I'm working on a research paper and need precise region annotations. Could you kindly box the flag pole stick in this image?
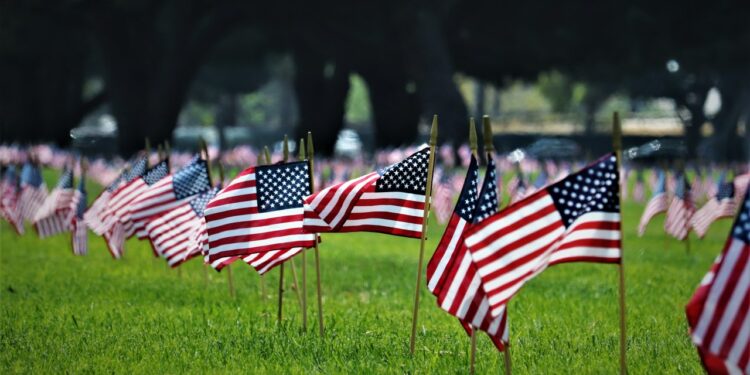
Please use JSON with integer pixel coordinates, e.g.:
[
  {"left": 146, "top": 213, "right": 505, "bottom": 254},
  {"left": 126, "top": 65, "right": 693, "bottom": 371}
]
[
  {"left": 409, "top": 115, "right": 438, "bottom": 354},
  {"left": 307, "top": 132, "right": 325, "bottom": 336},
  {"left": 484, "top": 115, "right": 513, "bottom": 375},
  {"left": 612, "top": 112, "right": 627, "bottom": 374},
  {"left": 299, "top": 138, "right": 308, "bottom": 331},
  {"left": 469, "top": 118, "right": 479, "bottom": 374}
]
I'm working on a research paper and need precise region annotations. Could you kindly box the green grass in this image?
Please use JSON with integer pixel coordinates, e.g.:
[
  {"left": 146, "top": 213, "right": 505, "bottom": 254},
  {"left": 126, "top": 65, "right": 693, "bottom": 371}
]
[{"left": 0, "top": 170, "right": 733, "bottom": 374}]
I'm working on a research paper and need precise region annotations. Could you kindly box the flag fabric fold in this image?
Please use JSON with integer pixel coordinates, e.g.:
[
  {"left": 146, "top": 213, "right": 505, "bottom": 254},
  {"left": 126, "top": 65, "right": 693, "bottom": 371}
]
[
  {"left": 665, "top": 173, "right": 695, "bottom": 241},
  {"left": 465, "top": 153, "right": 621, "bottom": 318},
  {"left": 33, "top": 169, "right": 75, "bottom": 238},
  {"left": 303, "top": 147, "right": 430, "bottom": 238},
  {"left": 18, "top": 162, "right": 48, "bottom": 222},
  {"left": 638, "top": 170, "right": 668, "bottom": 236},
  {"left": 692, "top": 179, "right": 737, "bottom": 239},
  {"left": 205, "top": 160, "right": 316, "bottom": 262},
  {"left": 1, "top": 166, "right": 24, "bottom": 234},
  {"left": 686, "top": 184, "right": 750, "bottom": 374},
  {"left": 69, "top": 171, "right": 88, "bottom": 255}
]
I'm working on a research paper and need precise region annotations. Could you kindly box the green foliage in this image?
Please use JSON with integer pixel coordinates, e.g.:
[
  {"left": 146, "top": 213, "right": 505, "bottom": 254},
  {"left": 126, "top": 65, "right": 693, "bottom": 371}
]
[
  {"left": 537, "top": 71, "right": 575, "bottom": 113},
  {"left": 0, "top": 170, "right": 723, "bottom": 373},
  {"left": 344, "top": 74, "right": 373, "bottom": 125}
]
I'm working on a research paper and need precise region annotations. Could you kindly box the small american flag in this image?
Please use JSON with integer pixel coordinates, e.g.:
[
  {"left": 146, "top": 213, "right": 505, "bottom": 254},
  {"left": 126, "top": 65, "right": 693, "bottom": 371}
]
[
  {"left": 686, "top": 184, "right": 749, "bottom": 374},
  {"left": 427, "top": 155, "right": 508, "bottom": 351},
  {"left": 18, "top": 162, "right": 48, "bottom": 222},
  {"left": 205, "top": 160, "right": 317, "bottom": 262},
  {"left": 432, "top": 169, "right": 455, "bottom": 225},
  {"left": 91, "top": 157, "right": 149, "bottom": 235},
  {"left": 127, "top": 157, "right": 210, "bottom": 239},
  {"left": 145, "top": 186, "right": 219, "bottom": 267},
  {"left": 33, "top": 169, "right": 75, "bottom": 238},
  {"left": 665, "top": 173, "right": 694, "bottom": 241},
  {"left": 83, "top": 170, "right": 125, "bottom": 234},
  {"left": 69, "top": 172, "right": 88, "bottom": 256},
  {"left": 303, "top": 147, "right": 430, "bottom": 238},
  {"left": 632, "top": 169, "right": 645, "bottom": 203},
  {"left": 465, "top": 153, "right": 621, "bottom": 318},
  {"left": 638, "top": 170, "right": 668, "bottom": 236},
  {"left": 1, "top": 165, "right": 24, "bottom": 234},
  {"left": 691, "top": 180, "right": 736, "bottom": 239}
]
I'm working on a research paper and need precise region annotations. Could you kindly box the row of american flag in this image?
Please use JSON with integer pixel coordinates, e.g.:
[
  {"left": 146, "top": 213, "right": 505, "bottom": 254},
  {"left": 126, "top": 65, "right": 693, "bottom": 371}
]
[{"left": 1, "top": 142, "right": 748, "bottom": 374}]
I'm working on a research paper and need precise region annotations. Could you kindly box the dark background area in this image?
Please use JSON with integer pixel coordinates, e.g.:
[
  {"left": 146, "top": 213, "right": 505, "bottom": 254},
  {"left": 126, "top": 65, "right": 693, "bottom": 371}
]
[{"left": 1, "top": 0, "right": 748, "bottom": 160}]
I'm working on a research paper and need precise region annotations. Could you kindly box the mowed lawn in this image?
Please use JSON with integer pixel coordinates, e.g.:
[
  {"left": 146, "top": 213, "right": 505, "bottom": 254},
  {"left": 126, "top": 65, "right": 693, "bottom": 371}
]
[{"left": 0, "top": 169, "right": 732, "bottom": 374}]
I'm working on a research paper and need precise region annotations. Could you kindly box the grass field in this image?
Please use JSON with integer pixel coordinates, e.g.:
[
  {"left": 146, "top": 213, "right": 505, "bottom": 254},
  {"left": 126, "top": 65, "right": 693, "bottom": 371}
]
[{"left": 0, "top": 170, "right": 732, "bottom": 373}]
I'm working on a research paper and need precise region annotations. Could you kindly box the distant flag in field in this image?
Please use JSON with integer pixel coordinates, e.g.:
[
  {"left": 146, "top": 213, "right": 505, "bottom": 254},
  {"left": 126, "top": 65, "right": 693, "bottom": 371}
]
[
  {"left": 89, "top": 157, "right": 148, "bottom": 235},
  {"left": 426, "top": 155, "right": 508, "bottom": 351},
  {"left": 735, "top": 172, "right": 750, "bottom": 204},
  {"left": 638, "top": 170, "right": 668, "bottom": 236},
  {"left": 69, "top": 171, "right": 88, "bottom": 255},
  {"left": 110, "top": 160, "right": 172, "bottom": 238},
  {"left": 432, "top": 169, "right": 455, "bottom": 225},
  {"left": 533, "top": 166, "right": 548, "bottom": 190},
  {"left": 17, "top": 162, "right": 48, "bottom": 222},
  {"left": 303, "top": 147, "right": 430, "bottom": 238},
  {"left": 665, "top": 173, "right": 695, "bottom": 241},
  {"left": 127, "top": 157, "right": 211, "bottom": 239},
  {"left": 686, "top": 184, "right": 749, "bottom": 374},
  {"left": 33, "top": 169, "right": 75, "bottom": 238},
  {"left": 0, "top": 165, "right": 24, "bottom": 234},
  {"left": 507, "top": 171, "right": 527, "bottom": 205},
  {"left": 691, "top": 167, "right": 706, "bottom": 202},
  {"left": 692, "top": 178, "right": 737, "bottom": 239},
  {"left": 632, "top": 169, "right": 645, "bottom": 203},
  {"left": 84, "top": 170, "right": 125, "bottom": 234},
  {"left": 146, "top": 186, "right": 219, "bottom": 267},
  {"left": 205, "top": 160, "right": 317, "bottom": 262},
  {"left": 465, "top": 153, "right": 621, "bottom": 318}
]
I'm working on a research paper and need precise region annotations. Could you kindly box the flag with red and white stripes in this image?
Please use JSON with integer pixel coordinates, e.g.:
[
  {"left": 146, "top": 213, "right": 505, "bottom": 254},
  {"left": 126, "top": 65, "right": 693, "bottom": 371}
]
[
  {"left": 126, "top": 157, "right": 210, "bottom": 239},
  {"left": 242, "top": 247, "right": 304, "bottom": 275},
  {"left": 632, "top": 169, "right": 645, "bottom": 203},
  {"left": 303, "top": 147, "right": 430, "bottom": 238},
  {"left": 83, "top": 171, "right": 125, "bottom": 234},
  {"left": 465, "top": 153, "right": 622, "bottom": 318},
  {"left": 686, "top": 185, "right": 749, "bottom": 374},
  {"left": 1, "top": 166, "right": 24, "bottom": 235},
  {"left": 432, "top": 169, "right": 455, "bottom": 225},
  {"left": 33, "top": 169, "right": 75, "bottom": 238},
  {"left": 638, "top": 170, "right": 668, "bottom": 236},
  {"left": 427, "top": 155, "right": 508, "bottom": 351},
  {"left": 692, "top": 180, "right": 737, "bottom": 239},
  {"left": 145, "top": 186, "right": 219, "bottom": 267},
  {"left": 69, "top": 173, "right": 88, "bottom": 256},
  {"left": 507, "top": 173, "right": 528, "bottom": 205},
  {"left": 205, "top": 160, "right": 316, "bottom": 262},
  {"left": 17, "top": 162, "right": 48, "bottom": 222},
  {"left": 665, "top": 173, "right": 694, "bottom": 241},
  {"left": 89, "top": 157, "right": 149, "bottom": 235}
]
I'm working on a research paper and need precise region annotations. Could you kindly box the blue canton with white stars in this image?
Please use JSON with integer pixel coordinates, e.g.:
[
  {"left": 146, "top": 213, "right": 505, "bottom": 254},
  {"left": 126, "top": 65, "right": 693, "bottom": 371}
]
[
  {"left": 256, "top": 161, "right": 311, "bottom": 213},
  {"left": 716, "top": 181, "right": 735, "bottom": 200},
  {"left": 732, "top": 185, "right": 750, "bottom": 243},
  {"left": 190, "top": 186, "right": 220, "bottom": 217},
  {"left": 376, "top": 148, "right": 430, "bottom": 195},
  {"left": 56, "top": 169, "right": 74, "bottom": 189},
  {"left": 143, "top": 161, "right": 169, "bottom": 185},
  {"left": 172, "top": 158, "right": 211, "bottom": 200},
  {"left": 473, "top": 156, "right": 499, "bottom": 224},
  {"left": 454, "top": 156, "right": 479, "bottom": 222},
  {"left": 548, "top": 153, "right": 620, "bottom": 228},
  {"left": 125, "top": 157, "right": 148, "bottom": 182},
  {"left": 673, "top": 173, "right": 691, "bottom": 200}
]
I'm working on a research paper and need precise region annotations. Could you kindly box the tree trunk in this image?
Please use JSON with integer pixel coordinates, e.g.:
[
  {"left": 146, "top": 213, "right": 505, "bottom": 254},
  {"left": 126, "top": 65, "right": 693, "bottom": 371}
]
[
  {"left": 405, "top": 9, "right": 468, "bottom": 145},
  {"left": 293, "top": 49, "right": 350, "bottom": 156},
  {"left": 361, "top": 68, "right": 420, "bottom": 148}
]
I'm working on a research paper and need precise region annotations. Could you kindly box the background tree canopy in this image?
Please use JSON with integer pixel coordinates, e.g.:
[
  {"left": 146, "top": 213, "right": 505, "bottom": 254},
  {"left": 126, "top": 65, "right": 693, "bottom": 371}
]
[{"left": 1, "top": 0, "right": 748, "bottom": 159}]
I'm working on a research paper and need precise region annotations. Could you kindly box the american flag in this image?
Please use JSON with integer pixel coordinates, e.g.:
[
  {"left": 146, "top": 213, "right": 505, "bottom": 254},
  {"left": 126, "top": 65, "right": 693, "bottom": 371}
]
[
  {"left": 507, "top": 173, "right": 528, "bottom": 205},
  {"left": 33, "top": 169, "right": 75, "bottom": 238},
  {"left": 465, "top": 153, "right": 621, "bottom": 318},
  {"left": 432, "top": 169, "right": 455, "bottom": 225},
  {"left": 426, "top": 155, "right": 508, "bottom": 351},
  {"left": 242, "top": 247, "right": 304, "bottom": 275},
  {"left": 665, "top": 173, "right": 694, "bottom": 241},
  {"left": 303, "top": 147, "right": 430, "bottom": 238},
  {"left": 69, "top": 172, "right": 88, "bottom": 255},
  {"left": 686, "top": 185, "right": 749, "bottom": 374},
  {"left": 83, "top": 171, "right": 125, "bottom": 234},
  {"left": 145, "top": 186, "right": 219, "bottom": 267},
  {"left": 89, "top": 157, "right": 148, "bottom": 235},
  {"left": 205, "top": 160, "right": 317, "bottom": 262},
  {"left": 18, "top": 162, "right": 48, "bottom": 222},
  {"left": 0, "top": 165, "right": 24, "bottom": 234},
  {"left": 637, "top": 170, "right": 668, "bottom": 236},
  {"left": 100, "top": 159, "right": 167, "bottom": 258},
  {"left": 692, "top": 180, "right": 737, "bottom": 239},
  {"left": 126, "top": 157, "right": 210, "bottom": 239}
]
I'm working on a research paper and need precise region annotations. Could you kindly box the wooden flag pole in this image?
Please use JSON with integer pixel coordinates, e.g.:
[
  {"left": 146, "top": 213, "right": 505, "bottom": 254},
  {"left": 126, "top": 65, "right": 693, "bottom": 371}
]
[
  {"left": 484, "top": 115, "right": 512, "bottom": 375},
  {"left": 468, "top": 118, "right": 479, "bottom": 375},
  {"left": 299, "top": 138, "right": 308, "bottom": 332},
  {"left": 409, "top": 115, "right": 438, "bottom": 354},
  {"left": 307, "top": 132, "right": 325, "bottom": 336},
  {"left": 612, "top": 112, "right": 628, "bottom": 375},
  {"left": 257, "top": 152, "right": 268, "bottom": 300}
]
